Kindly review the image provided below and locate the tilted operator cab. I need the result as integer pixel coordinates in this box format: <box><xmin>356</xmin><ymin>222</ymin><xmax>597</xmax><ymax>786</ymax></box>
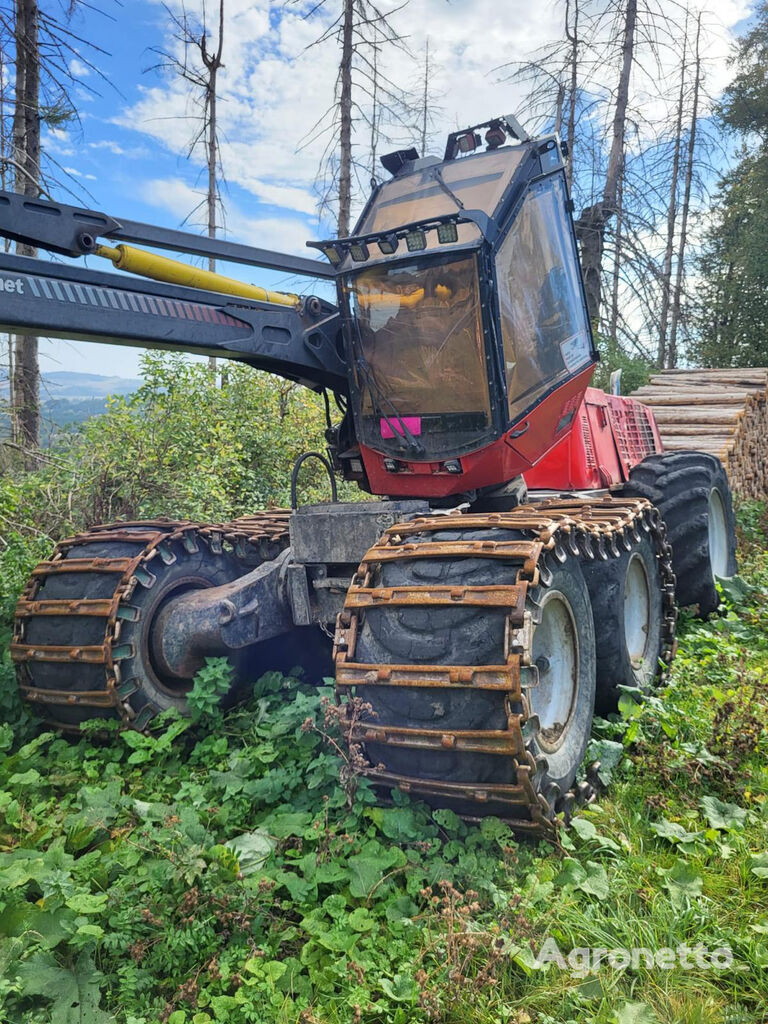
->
<box><xmin>311</xmin><ymin>117</ymin><xmax>596</xmax><ymax>497</ymax></box>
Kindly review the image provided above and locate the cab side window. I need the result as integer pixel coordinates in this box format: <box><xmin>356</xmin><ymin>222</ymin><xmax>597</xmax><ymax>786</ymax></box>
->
<box><xmin>495</xmin><ymin>175</ymin><xmax>592</xmax><ymax>423</ymax></box>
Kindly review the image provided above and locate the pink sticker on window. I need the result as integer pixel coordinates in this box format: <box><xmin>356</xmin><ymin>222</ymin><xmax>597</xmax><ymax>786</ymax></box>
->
<box><xmin>380</xmin><ymin>416</ymin><xmax>422</xmax><ymax>439</ymax></box>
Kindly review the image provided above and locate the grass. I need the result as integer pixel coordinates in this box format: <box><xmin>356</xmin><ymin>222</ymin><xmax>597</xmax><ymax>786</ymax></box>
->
<box><xmin>0</xmin><ymin>508</ymin><xmax>767</xmax><ymax>1024</ymax></box>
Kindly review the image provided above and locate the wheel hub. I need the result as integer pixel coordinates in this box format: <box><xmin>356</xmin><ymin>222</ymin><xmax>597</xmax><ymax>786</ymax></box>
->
<box><xmin>708</xmin><ymin>488</ymin><xmax>730</xmax><ymax>579</ymax></box>
<box><xmin>529</xmin><ymin>591</ymin><xmax>579</xmax><ymax>753</ymax></box>
<box><xmin>624</xmin><ymin>552</ymin><xmax>651</xmax><ymax>669</ymax></box>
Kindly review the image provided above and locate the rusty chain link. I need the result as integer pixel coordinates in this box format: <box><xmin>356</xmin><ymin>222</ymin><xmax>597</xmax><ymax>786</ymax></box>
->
<box><xmin>334</xmin><ymin>496</ymin><xmax>677</xmax><ymax>837</ymax></box>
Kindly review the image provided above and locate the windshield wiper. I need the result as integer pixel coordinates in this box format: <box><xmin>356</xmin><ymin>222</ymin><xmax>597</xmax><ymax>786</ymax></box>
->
<box><xmin>354</xmin><ymin>354</ymin><xmax>425</xmax><ymax>458</ymax></box>
<box><xmin>433</xmin><ymin>166</ymin><xmax>465</xmax><ymax>212</ymax></box>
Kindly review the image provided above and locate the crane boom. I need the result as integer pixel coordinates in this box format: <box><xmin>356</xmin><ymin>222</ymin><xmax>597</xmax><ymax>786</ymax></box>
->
<box><xmin>0</xmin><ymin>189</ymin><xmax>347</xmax><ymax>393</ymax></box>
<box><xmin>0</xmin><ymin>250</ymin><xmax>346</xmax><ymax>392</ymax></box>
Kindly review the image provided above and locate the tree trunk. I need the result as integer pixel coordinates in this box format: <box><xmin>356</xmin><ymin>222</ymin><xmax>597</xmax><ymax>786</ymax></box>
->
<box><xmin>657</xmin><ymin>21</ymin><xmax>687</xmax><ymax>368</ymax></box>
<box><xmin>337</xmin><ymin>0</ymin><xmax>354</xmax><ymax>237</ymax></box>
<box><xmin>420</xmin><ymin>37</ymin><xmax>429</xmax><ymax>154</ymax></box>
<box><xmin>574</xmin><ymin>0</ymin><xmax>636</xmax><ymax>324</ymax></box>
<box><xmin>369</xmin><ymin>25</ymin><xmax>379</xmax><ymax>180</ymax></box>
<box><xmin>12</xmin><ymin>0</ymin><xmax>40</xmax><ymax>451</ymax></box>
<box><xmin>668</xmin><ymin>14</ymin><xmax>701</xmax><ymax>369</ymax></box>
<box><xmin>207</xmin><ymin>64</ymin><xmax>218</xmax><ymax>374</ymax></box>
<box><xmin>565</xmin><ymin>0</ymin><xmax>579</xmax><ymax>191</ymax></box>
<box><xmin>609</xmin><ymin>153</ymin><xmax>623</xmax><ymax>343</ymax></box>
<box><xmin>1</xmin><ymin>38</ymin><xmax>12</xmax><ymax>429</ymax></box>
<box><xmin>205</xmin><ymin>0</ymin><xmax>224</xmax><ymax>375</ymax></box>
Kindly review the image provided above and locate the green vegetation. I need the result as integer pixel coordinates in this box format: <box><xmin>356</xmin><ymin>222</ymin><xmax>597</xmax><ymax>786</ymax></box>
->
<box><xmin>1</xmin><ymin>359</ymin><xmax>767</xmax><ymax>1023</ymax></box>
<box><xmin>0</xmin><ymin>479</ymin><xmax>767</xmax><ymax>1021</ymax></box>
<box><xmin>695</xmin><ymin>2</ymin><xmax>768</xmax><ymax>366</ymax></box>
<box><xmin>0</xmin><ymin>353</ymin><xmax>342</xmax><ymax>541</ymax></box>
<box><xmin>591</xmin><ymin>335</ymin><xmax>651</xmax><ymax>396</ymax></box>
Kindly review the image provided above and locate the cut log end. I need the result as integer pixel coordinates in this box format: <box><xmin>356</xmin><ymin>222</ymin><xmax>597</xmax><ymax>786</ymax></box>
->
<box><xmin>629</xmin><ymin>367</ymin><xmax>768</xmax><ymax>499</ymax></box>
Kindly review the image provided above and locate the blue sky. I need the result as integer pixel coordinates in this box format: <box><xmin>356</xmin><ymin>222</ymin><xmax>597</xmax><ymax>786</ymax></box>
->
<box><xmin>30</xmin><ymin>0</ymin><xmax>752</xmax><ymax>379</ymax></box>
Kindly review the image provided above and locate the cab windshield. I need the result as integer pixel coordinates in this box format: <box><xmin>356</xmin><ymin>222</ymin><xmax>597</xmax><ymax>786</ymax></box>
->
<box><xmin>345</xmin><ymin>254</ymin><xmax>493</xmax><ymax>459</ymax></box>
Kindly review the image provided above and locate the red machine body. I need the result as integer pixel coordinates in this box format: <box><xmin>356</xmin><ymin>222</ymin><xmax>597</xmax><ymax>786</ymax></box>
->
<box><xmin>358</xmin><ymin>371</ymin><xmax>663</xmax><ymax>500</ymax></box>
<box><xmin>525</xmin><ymin>386</ymin><xmax>663</xmax><ymax>491</ymax></box>
<box><xmin>358</xmin><ymin>365</ymin><xmax>596</xmax><ymax>498</ymax></box>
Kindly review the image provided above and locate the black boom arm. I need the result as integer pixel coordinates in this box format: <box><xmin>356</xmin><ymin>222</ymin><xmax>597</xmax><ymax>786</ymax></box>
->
<box><xmin>0</xmin><ymin>190</ymin><xmax>346</xmax><ymax>394</ymax></box>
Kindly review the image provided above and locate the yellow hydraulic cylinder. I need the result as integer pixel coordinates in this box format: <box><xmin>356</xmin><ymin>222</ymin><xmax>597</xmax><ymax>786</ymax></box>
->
<box><xmin>94</xmin><ymin>243</ymin><xmax>300</xmax><ymax>308</ymax></box>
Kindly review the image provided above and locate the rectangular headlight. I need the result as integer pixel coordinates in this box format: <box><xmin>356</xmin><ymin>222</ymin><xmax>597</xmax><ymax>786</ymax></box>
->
<box><xmin>349</xmin><ymin>242</ymin><xmax>369</xmax><ymax>262</ymax></box>
<box><xmin>321</xmin><ymin>243</ymin><xmax>345</xmax><ymax>265</ymax></box>
<box><xmin>437</xmin><ymin>222</ymin><xmax>458</xmax><ymax>244</ymax></box>
<box><xmin>405</xmin><ymin>229</ymin><xmax>426</xmax><ymax>252</ymax></box>
<box><xmin>378</xmin><ymin>234</ymin><xmax>399</xmax><ymax>255</ymax></box>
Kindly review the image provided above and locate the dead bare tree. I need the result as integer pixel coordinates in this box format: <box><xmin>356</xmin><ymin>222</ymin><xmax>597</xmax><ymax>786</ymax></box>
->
<box><xmin>565</xmin><ymin>0</ymin><xmax>580</xmax><ymax>190</ymax></box>
<box><xmin>574</xmin><ymin>0</ymin><xmax>637</xmax><ymax>325</ymax></box>
<box><xmin>301</xmin><ymin>0</ymin><xmax>411</xmax><ymax>236</ymax></box>
<box><xmin>0</xmin><ymin>1</ymin><xmax>113</xmax><ymax>454</ymax></box>
<box><xmin>608</xmin><ymin>150</ymin><xmax>624</xmax><ymax>343</ymax></box>
<box><xmin>0</xmin><ymin>20</ymin><xmax>12</xmax><ymax>437</ymax></box>
<box><xmin>667</xmin><ymin>12</ymin><xmax>702</xmax><ymax>368</ymax></box>
<box><xmin>657</xmin><ymin>14</ymin><xmax>688</xmax><ymax>368</ymax></box>
<box><xmin>338</xmin><ymin>0</ymin><xmax>353</xmax><ymax>235</ymax></box>
<box><xmin>150</xmin><ymin>0</ymin><xmax>226</xmax><ymax>373</ymax></box>
<box><xmin>413</xmin><ymin>36</ymin><xmax>445</xmax><ymax>158</ymax></box>
<box><xmin>11</xmin><ymin>0</ymin><xmax>41</xmax><ymax>453</ymax></box>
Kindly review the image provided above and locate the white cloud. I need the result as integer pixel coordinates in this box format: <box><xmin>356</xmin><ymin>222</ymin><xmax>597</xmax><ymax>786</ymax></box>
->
<box><xmin>109</xmin><ymin>0</ymin><xmax>748</xmax><ymax>288</ymax></box>
<box><xmin>139</xmin><ymin>176</ymin><xmax>315</xmax><ymax>256</ymax></box>
<box><xmin>89</xmin><ymin>140</ymin><xmax>127</xmax><ymax>156</ymax></box>
<box><xmin>140</xmin><ymin>177</ymin><xmax>206</xmax><ymax>222</ymax></box>
<box><xmin>70</xmin><ymin>57</ymin><xmax>91</xmax><ymax>79</ymax></box>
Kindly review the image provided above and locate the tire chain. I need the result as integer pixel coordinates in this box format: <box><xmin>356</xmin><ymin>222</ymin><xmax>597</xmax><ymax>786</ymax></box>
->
<box><xmin>12</xmin><ymin>512</ymin><xmax>291</xmax><ymax>727</ymax></box>
<box><xmin>334</xmin><ymin>496</ymin><xmax>677</xmax><ymax>837</ymax></box>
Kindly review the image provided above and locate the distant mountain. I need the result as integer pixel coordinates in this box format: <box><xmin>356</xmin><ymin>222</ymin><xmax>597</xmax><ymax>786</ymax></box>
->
<box><xmin>1</xmin><ymin>371</ymin><xmax>141</xmax><ymax>445</ymax></box>
<box><xmin>0</xmin><ymin>371</ymin><xmax>141</xmax><ymax>401</ymax></box>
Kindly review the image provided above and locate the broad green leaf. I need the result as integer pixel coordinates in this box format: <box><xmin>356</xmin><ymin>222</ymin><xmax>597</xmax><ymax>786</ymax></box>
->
<box><xmin>210</xmin><ymin>995</ymin><xmax>239</xmax><ymax>1020</ymax></box>
<box><xmin>66</xmin><ymin>892</ymin><xmax>108</xmax><ymax>915</ymax></box>
<box><xmin>587</xmin><ymin>739</ymin><xmax>624</xmax><ymax>785</ymax></box>
<box><xmin>273</xmin><ymin>869</ymin><xmax>315</xmax><ymax>901</ymax></box>
<box><xmin>322</xmin><ymin>894</ymin><xmax>348</xmax><ymax>919</ymax></box>
<box><xmin>650</xmin><ymin>819</ymin><xmax>703</xmax><ymax>848</ymax></box>
<box><xmin>750</xmin><ymin>852</ymin><xmax>768</xmax><ymax>879</ymax></box>
<box><xmin>348</xmin><ymin>906</ymin><xmax>375</xmax><ymax>932</ymax></box>
<box><xmin>8</xmin><ymin>768</ymin><xmax>42</xmax><ymax>786</ymax></box>
<box><xmin>555</xmin><ymin>858</ymin><xmax>608</xmax><ymax>899</ymax></box>
<box><xmin>263</xmin><ymin>811</ymin><xmax>314</xmax><ymax>838</ymax></box>
<box><xmin>580</xmin><ymin>861</ymin><xmax>609</xmax><ymax>899</ymax></box>
<box><xmin>222</xmin><ymin>829</ymin><xmax>275</xmax><ymax>875</ymax></box>
<box><xmin>347</xmin><ymin>855</ymin><xmax>387</xmax><ymax>899</ymax></box>
<box><xmin>366</xmin><ymin>806</ymin><xmax>421</xmax><ymax>842</ymax></box>
<box><xmin>263</xmin><ymin>960</ymin><xmax>287</xmax><ymax>982</ymax></box>
<box><xmin>662</xmin><ymin>862</ymin><xmax>703</xmax><ymax>905</ymax></box>
<box><xmin>700</xmin><ymin>795</ymin><xmax>747</xmax><ymax>831</ymax></box>
<box><xmin>480</xmin><ymin>817</ymin><xmax>513</xmax><ymax>843</ymax></box>
<box><xmin>379</xmin><ymin>973</ymin><xmax>417</xmax><ymax>1003</ymax></box>
<box><xmin>431</xmin><ymin>808</ymin><xmax>465</xmax><ymax>834</ymax></box>
<box><xmin>615</xmin><ymin>1002</ymin><xmax>658</xmax><ymax>1024</ymax></box>
<box><xmin>16</xmin><ymin>950</ymin><xmax>112</xmax><ymax>1024</ymax></box>
<box><xmin>570</xmin><ymin>817</ymin><xmax>598</xmax><ymax>842</ymax></box>
<box><xmin>347</xmin><ymin>841</ymin><xmax>406</xmax><ymax>899</ymax></box>
<box><xmin>315</xmin><ymin>861</ymin><xmax>348</xmax><ymax>884</ymax></box>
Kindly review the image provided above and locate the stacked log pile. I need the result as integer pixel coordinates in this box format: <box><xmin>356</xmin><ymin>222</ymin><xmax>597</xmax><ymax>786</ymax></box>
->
<box><xmin>628</xmin><ymin>368</ymin><xmax>768</xmax><ymax>498</ymax></box>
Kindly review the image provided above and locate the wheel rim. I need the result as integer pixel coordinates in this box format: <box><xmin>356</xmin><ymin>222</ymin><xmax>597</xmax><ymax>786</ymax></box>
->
<box><xmin>708</xmin><ymin>488</ymin><xmax>730</xmax><ymax>579</ymax></box>
<box><xmin>624</xmin><ymin>553</ymin><xmax>651</xmax><ymax>670</ymax></box>
<box><xmin>529</xmin><ymin>591</ymin><xmax>579</xmax><ymax>753</ymax></box>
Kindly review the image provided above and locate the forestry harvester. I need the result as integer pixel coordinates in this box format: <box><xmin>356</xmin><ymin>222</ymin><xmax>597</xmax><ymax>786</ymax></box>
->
<box><xmin>1</xmin><ymin>116</ymin><xmax>737</xmax><ymax>835</ymax></box>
